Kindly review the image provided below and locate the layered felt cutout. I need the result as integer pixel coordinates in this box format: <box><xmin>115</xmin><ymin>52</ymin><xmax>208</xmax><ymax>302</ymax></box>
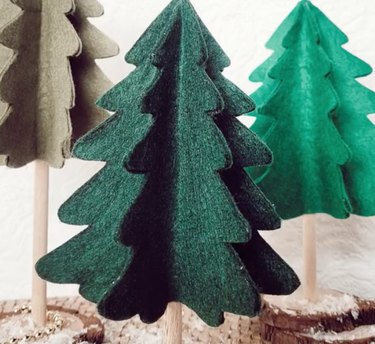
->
<box><xmin>0</xmin><ymin>0</ymin><xmax>20</xmax><ymax>165</ymax></box>
<box><xmin>0</xmin><ymin>0</ymin><xmax>20</xmax><ymax>124</ymax></box>
<box><xmin>0</xmin><ymin>0</ymin><xmax>118</xmax><ymax>168</ymax></box>
<box><xmin>37</xmin><ymin>0</ymin><xmax>299</xmax><ymax>327</ymax></box>
<box><xmin>247</xmin><ymin>0</ymin><xmax>375</xmax><ymax>219</ymax></box>
<box><xmin>69</xmin><ymin>0</ymin><xmax>119</xmax><ymax>141</ymax></box>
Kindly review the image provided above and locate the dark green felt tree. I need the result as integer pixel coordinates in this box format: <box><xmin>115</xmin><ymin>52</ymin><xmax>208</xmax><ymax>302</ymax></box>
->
<box><xmin>37</xmin><ymin>0</ymin><xmax>299</xmax><ymax>326</ymax></box>
<box><xmin>248</xmin><ymin>0</ymin><xmax>375</xmax><ymax>219</ymax></box>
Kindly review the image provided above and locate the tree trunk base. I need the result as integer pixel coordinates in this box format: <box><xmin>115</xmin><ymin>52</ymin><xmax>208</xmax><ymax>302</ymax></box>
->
<box><xmin>260</xmin><ymin>288</ymin><xmax>375</xmax><ymax>344</ymax></box>
<box><xmin>0</xmin><ymin>305</ymin><xmax>104</xmax><ymax>343</ymax></box>
<box><xmin>261</xmin><ymin>324</ymin><xmax>375</xmax><ymax>344</ymax></box>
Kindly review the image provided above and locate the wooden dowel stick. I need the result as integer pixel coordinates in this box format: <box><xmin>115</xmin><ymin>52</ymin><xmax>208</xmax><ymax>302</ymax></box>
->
<box><xmin>303</xmin><ymin>214</ymin><xmax>317</xmax><ymax>302</ymax></box>
<box><xmin>164</xmin><ymin>302</ymin><xmax>182</xmax><ymax>344</ymax></box>
<box><xmin>32</xmin><ymin>160</ymin><xmax>49</xmax><ymax>326</ymax></box>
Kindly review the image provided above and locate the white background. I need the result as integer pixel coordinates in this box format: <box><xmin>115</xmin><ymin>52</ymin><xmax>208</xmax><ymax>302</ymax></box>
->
<box><xmin>0</xmin><ymin>0</ymin><xmax>375</xmax><ymax>300</ymax></box>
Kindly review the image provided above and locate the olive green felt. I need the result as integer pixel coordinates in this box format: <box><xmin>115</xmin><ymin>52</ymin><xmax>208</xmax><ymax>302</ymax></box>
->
<box><xmin>37</xmin><ymin>0</ymin><xmax>299</xmax><ymax>327</ymax></box>
<box><xmin>0</xmin><ymin>0</ymin><xmax>19</xmax><ymax>125</ymax></box>
<box><xmin>69</xmin><ymin>0</ymin><xmax>119</xmax><ymax>142</ymax></box>
<box><xmin>247</xmin><ymin>0</ymin><xmax>375</xmax><ymax>219</ymax></box>
<box><xmin>0</xmin><ymin>0</ymin><xmax>116</xmax><ymax>168</ymax></box>
<box><xmin>0</xmin><ymin>0</ymin><xmax>19</xmax><ymax>165</ymax></box>
<box><xmin>0</xmin><ymin>0</ymin><xmax>80</xmax><ymax>167</ymax></box>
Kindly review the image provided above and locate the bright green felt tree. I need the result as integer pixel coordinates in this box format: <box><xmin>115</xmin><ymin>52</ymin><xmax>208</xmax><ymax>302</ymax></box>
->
<box><xmin>37</xmin><ymin>0</ymin><xmax>299</xmax><ymax>326</ymax></box>
<box><xmin>310</xmin><ymin>5</ymin><xmax>375</xmax><ymax>216</ymax></box>
<box><xmin>249</xmin><ymin>3</ymin><xmax>299</xmax><ymax>137</ymax></box>
<box><xmin>248</xmin><ymin>0</ymin><xmax>375</xmax><ymax>219</ymax></box>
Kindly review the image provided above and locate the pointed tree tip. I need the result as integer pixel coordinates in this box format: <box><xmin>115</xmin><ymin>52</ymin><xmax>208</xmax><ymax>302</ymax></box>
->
<box><xmin>175</xmin><ymin>0</ymin><xmax>192</xmax><ymax>4</ymax></box>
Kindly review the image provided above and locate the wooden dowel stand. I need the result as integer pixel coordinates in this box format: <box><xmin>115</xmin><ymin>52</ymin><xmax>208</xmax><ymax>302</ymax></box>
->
<box><xmin>164</xmin><ymin>302</ymin><xmax>182</xmax><ymax>344</ymax></box>
<box><xmin>32</xmin><ymin>160</ymin><xmax>49</xmax><ymax>327</ymax></box>
<box><xmin>303</xmin><ymin>214</ymin><xmax>317</xmax><ymax>302</ymax></box>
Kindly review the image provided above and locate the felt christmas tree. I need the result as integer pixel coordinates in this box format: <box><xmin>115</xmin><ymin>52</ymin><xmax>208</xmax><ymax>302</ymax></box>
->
<box><xmin>0</xmin><ymin>0</ymin><xmax>19</xmax><ymax>165</ymax></box>
<box><xmin>248</xmin><ymin>0</ymin><xmax>375</xmax><ymax>219</ymax></box>
<box><xmin>247</xmin><ymin>1</ymin><xmax>375</xmax><ymax>342</ymax></box>
<box><xmin>69</xmin><ymin>0</ymin><xmax>117</xmax><ymax>141</ymax></box>
<box><xmin>249</xmin><ymin>4</ymin><xmax>300</xmax><ymax>138</ymax></box>
<box><xmin>0</xmin><ymin>0</ymin><xmax>118</xmax><ymax>168</ymax></box>
<box><xmin>37</xmin><ymin>0</ymin><xmax>299</xmax><ymax>329</ymax></box>
<box><xmin>0</xmin><ymin>0</ymin><xmax>19</xmax><ymax>123</ymax></box>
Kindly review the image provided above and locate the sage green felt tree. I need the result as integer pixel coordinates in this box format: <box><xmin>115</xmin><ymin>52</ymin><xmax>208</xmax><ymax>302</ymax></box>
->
<box><xmin>69</xmin><ymin>0</ymin><xmax>118</xmax><ymax>141</ymax></box>
<box><xmin>37</xmin><ymin>0</ymin><xmax>299</xmax><ymax>326</ymax></box>
<box><xmin>248</xmin><ymin>0</ymin><xmax>375</xmax><ymax>219</ymax></box>
<box><xmin>0</xmin><ymin>0</ymin><xmax>19</xmax><ymax>123</ymax></box>
<box><xmin>0</xmin><ymin>0</ymin><xmax>19</xmax><ymax>165</ymax></box>
<box><xmin>0</xmin><ymin>0</ymin><xmax>117</xmax><ymax>167</ymax></box>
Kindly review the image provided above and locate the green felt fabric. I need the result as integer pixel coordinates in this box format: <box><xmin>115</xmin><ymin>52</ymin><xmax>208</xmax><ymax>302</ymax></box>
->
<box><xmin>0</xmin><ymin>0</ymin><xmax>116</xmax><ymax>168</ymax></box>
<box><xmin>195</xmin><ymin>14</ymin><xmax>299</xmax><ymax>295</ymax></box>
<box><xmin>68</xmin><ymin>0</ymin><xmax>119</xmax><ymax>143</ymax></box>
<box><xmin>247</xmin><ymin>0</ymin><xmax>375</xmax><ymax>219</ymax></box>
<box><xmin>309</xmin><ymin>4</ymin><xmax>375</xmax><ymax>216</ymax></box>
<box><xmin>36</xmin><ymin>61</ymin><xmax>155</xmax><ymax>302</ymax></box>
<box><xmin>37</xmin><ymin>0</ymin><xmax>299</xmax><ymax>327</ymax></box>
<box><xmin>249</xmin><ymin>3</ymin><xmax>299</xmax><ymax>137</ymax></box>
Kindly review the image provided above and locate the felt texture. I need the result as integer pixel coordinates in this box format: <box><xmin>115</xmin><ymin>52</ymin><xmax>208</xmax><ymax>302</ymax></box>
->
<box><xmin>37</xmin><ymin>0</ymin><xmax>299</xmax><ymax>327</ymax></box>
<box><xmin>247</xmin><ymin>0</ymin><xmax>375</xmax><ymax>219</ymax></box>
<box><xmin>194</xmin><ymin>13</ymin><xmax>300</xmax><ymax>295</ymax></box>
<box><xmin>69</xmin><ymin>0</ymin><xmax>119</xmax><ymax>142</ymax></box>
<box><xmin>0</xmin><ymin>0</ymin><xmax>117</xmax><ymax>168</ymax></box>
<box><xmin>37</xmin><ymin>62</ymin><xmax>156</xmax><ymax>303</ymax></box>
<box><xmin>0</xmin><ymin>0</ymin><xmax>20</xmax><ymax>165</ymax></box>
<box><xmin>249</xmin><ymin>4</ymin><xmax>299</xmax><ymax>137</ymax></box>
<box><xmin>309</xmin><ymin>5</ymin><xmax>375</xmax><ymax>216</ymax></box>
<box><xmin>0</xmin><ymin>0</ymin><xmax>20</xmax><ymax>125</ymax></box>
